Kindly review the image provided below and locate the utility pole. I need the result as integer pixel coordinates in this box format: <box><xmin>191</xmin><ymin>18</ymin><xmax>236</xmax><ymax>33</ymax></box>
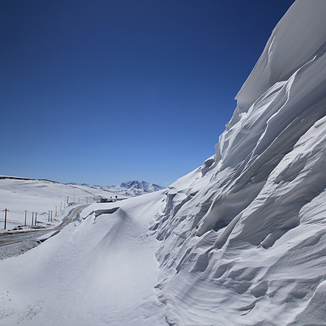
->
<box><xmin>31</xmin><ymin>212</ymin><xmax>34</xmax><ymax>226</ymax></box>
<box><xmin>3</xmin><ymin>208</ymin><xmax>9</xmax><ymax>229</ymax></box>
<box><xmin>24</xmin><ymin>210</ymin><xmax>27</xmax><ymax>226</ymax></box>
<box><xmin>35</xmin><ymin>212</ymin><xmax>37</xmax><ymax>226</ymax></box>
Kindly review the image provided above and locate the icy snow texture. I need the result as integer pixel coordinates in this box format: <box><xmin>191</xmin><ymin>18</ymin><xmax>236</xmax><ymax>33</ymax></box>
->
<box><xmin>151</xmin><ymin>1</ymin><xmax>326</xmax><ymax>324</ymax></box>
<box><xmin>1</xmin><ymin>1</ymin><xmax>326</xmax><ymax>325</ymax></box>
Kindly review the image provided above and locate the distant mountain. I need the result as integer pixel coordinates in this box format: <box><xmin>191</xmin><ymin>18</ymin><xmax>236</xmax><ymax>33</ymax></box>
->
<box><xmin>67</xmin><ymin>180</ymin><xmax>166</xmax><ymax>197</ymax></box>
<box><xmin>106</xmin><ymin>180</ymin><xmax>166</xmax><ymax>197</ymax></box>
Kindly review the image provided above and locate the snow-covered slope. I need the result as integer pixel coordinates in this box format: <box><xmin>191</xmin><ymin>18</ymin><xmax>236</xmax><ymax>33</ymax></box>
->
<box><xmin>107</xmin><ymin>180</ymin><xmax>166</xmax><ymax>197</ymax></box>
<box><xmin>151</xmin><ymin>1</ymin><xmax>326</xmax><ymax>324</ymax></box>
<box><xmin>0</xmin><ymin>194</ymin><xmax>167</xmax><ymax>325</ymax></box>
<box><xmin>1</xmin><ymin>1</ymin><xmax>326</xmax><ymax>325</ymax></box>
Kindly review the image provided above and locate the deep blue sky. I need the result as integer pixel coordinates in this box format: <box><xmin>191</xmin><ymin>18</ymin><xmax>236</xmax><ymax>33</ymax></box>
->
<box><xmin>1</xmin><ymin>0</ymin><xmax>295</xmax><ymax>186</ymax></box>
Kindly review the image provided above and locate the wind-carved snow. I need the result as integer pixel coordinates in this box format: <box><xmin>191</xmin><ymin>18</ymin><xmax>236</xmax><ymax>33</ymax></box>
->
<box><xmin>151</xmin><ymin>1</ymin><xmax>326</xmax><ymax>324</ymax></box>
<box><xmin>0</xmin><ymin>194</ymin><xmax>167</xmax><ymax>325</ymax></box>
<box><xmin>1</xmin><ymin>1</ymin><xmax>326</xmax><ymax>325</ymax></box>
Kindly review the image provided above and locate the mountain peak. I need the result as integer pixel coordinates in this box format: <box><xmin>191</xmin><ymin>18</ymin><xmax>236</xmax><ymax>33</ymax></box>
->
<box><xmin>107</xmin><ymin>180</ymin><xmax>165</xmax><ymax>197</ymax></box>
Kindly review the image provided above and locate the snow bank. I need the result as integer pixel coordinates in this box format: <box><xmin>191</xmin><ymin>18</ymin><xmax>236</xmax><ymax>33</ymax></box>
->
<box><xmin>0</xmin><ymin>192</ymin><xmax>167</xmax><ymax>325</ymax></box>
<box><xmin>150</xmin><ymin>1</ymin><xmax>326</xmax><ymax>324</ymax></box>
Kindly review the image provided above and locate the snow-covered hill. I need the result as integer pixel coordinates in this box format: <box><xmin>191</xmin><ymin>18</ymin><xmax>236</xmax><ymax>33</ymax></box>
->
<box><xmin>107</xmin><ymin>180</ymin><xmax>166</xmax><ymax>197</ymax></box>
<box><xmin>0</xmin><ymin>176</ymin><xmax>127</xmax><ymax>230</ymax></box>
<box><xmin>1</xmin><ymin>1</ymin><xmax>326</xmax><ymax>325</ymax></box>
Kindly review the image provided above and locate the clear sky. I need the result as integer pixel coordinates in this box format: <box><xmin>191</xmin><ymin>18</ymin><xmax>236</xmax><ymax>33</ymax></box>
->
<box><xmin>1</xmin><ymin>0</ymin><xmax>295</xmax><ymax>187</ymax></box>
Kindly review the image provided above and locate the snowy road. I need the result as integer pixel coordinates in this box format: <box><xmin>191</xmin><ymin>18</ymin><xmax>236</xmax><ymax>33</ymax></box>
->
<box><xmin>0</xmin><ymin>204</ymin><xmax>89</xmax><ymax>253</ymax></box>
<box><xmin>57</xmin><ymin>204</ymin><xmax>89</xmax><ymax>228</ymax></box>
<box><xmin>0</xmin><ymin>229</ymin><xmax>53</xmax><ymax>247</ymax></box>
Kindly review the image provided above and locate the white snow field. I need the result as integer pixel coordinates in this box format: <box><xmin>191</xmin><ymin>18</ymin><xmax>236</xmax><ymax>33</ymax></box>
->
<box><xmin>2</xmin><ymin>1</ymin><xmax>326</xmax><ymax>325</ymax></box>
<box><xmin>0</xmin><ymin>176</ymin><xmax>128</xmax><ymax>231</ymax></box>
<box><xmin>0</xmin><ymin>193</ymin><xmax>167</xmax><ymax>325</ymax></box>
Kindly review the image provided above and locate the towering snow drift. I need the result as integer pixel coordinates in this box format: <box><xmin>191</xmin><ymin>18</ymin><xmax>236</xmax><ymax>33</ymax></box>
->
<box><xmin>233</xmin><ymin>0</ymin><xmax>326</xmax><ymax>116</ymax></box>
<box><xmin>1</xmin><ymin>1</ymin><xmax>326</xmax><ymax>325</ymax></box>
<box><xmin>151</xmin><ymin>1</ymin><xmax>326</xmax><ymax>324</ymax></box>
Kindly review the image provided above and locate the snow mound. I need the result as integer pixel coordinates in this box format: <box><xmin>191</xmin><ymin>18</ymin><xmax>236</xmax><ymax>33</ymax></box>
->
<box><xmin>0</xmin><ymin>193</ymin><xmax>167</xmax><ymax>325</ymax></box>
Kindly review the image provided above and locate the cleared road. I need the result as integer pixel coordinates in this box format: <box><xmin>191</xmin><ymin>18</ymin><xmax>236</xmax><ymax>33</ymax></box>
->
<box><xmin>0</xmin><ymin>204</ymin><xmax>89</xmax><ymax>248</ymax></box>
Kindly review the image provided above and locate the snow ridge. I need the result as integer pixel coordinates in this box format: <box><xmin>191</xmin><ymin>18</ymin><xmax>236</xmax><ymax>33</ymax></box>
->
<box><xmin>150</xmin><ymin>1</ymin><xmax>326</xmax><ymax>324</ymax></box>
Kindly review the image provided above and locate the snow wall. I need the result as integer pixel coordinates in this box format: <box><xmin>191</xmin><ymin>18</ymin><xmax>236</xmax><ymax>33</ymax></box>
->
<box><xmin>151</xmin><ymin>1</ymin><xmax>326</xmax><ymax>324</ymax></box>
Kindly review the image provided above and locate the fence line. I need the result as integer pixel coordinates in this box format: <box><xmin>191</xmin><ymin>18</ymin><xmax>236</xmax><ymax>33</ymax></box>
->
<box><xmin>1</xmin><ymin>195</ymin><xmax>109</xmax><ymax>229</ymax></box>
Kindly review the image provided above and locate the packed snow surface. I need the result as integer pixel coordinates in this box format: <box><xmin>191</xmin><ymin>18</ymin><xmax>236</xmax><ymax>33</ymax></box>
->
<box><xmin>2</xmin><ymin>1</ymin><xmax>326</xmax><ymax>325</ymax></box>
<box><xmin>0</xmin><ymin>194</ymin><xmax>167</xmax><ymax>325</ymax></box>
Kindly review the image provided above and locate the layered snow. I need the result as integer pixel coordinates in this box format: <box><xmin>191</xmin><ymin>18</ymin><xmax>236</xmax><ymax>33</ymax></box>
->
<box><xmin>233</xmin><ymin>0</ymin><xmax>326</xmax><ymax>115</ymax></box>
<box><xmin>1</xmin><ymin>1</ymin><xmax>326</xmax><ymax>325</ymax></box>
<box><xmin>150</xmin><ymin>1</ymin><xmax>326</xmax><ymax>324</ymax></box>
